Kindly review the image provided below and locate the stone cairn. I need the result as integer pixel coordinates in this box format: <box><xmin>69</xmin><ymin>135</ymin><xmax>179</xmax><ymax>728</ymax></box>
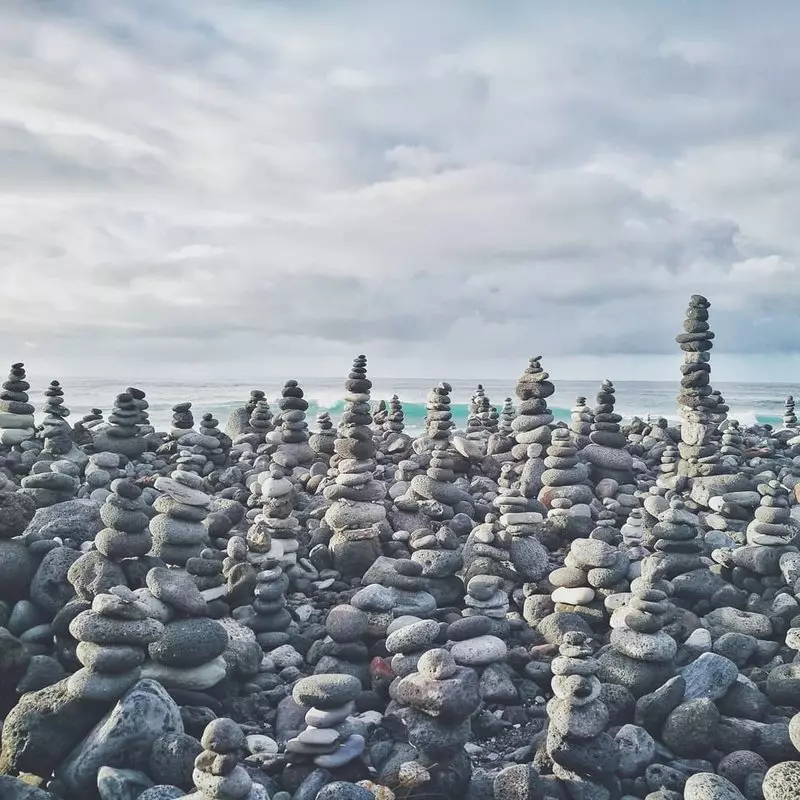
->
<box><xmin>199</xmin><ymin>413</ymin><xmax>228</xmax><ymax>469</ymax></box>
<box><xmin>95</xmin><ymin>479</ymin><xmax>152</xmax><ymax>570</ymax></box>
<box><xmin>170</xmin><ymin>401</ymin><xmax>195</xmax><ymax>441</ymax></box>
<box><xmin>287</xmin><ymin>674</ymin><xmax>366</xmax><ymax>771</ymax></box>
<box><xmin>314</xmin><ymin>602</ymin><xmax>371</xmax><ymax>684</ymax></box>
<box><xmin>408</xmin><ymin>524</ymin><xmax>464</xmax><ymax>608</ymax></box>
<box><xmin>40</xmin><ymin>380</ymin><xmax>72</xmax><ymax>457</ymax></box>
<box><xmin>150</xmin><ymin>469</ymin><xmax>212</xmax><ymax>566</ymax></box>
<box><xmin>785</xmin><ymin>396</ymin><xmax>798</xmax><ymax>429</ymax></box>
<box><xmin>68</xmin><ymin>585</ymin><xmax>163</xmax><ymax>701</ymax></box>
<box><xmin>0</xmin><ymin>362</ymin><xmax>36</xmax><ymax>446</ymax></box>
<box><xmin>326</xmin><ymin>356</ymin><xmax>387</xmax><ymax>576</ymax></box>
<box><xmin>466</xmin><ymin>385</ymin><xmax>493</xmax><ymax>440</ymax></box>
<box><xmin>272</xmin><ymin>380</ymin><xmax>313</xmax><ymax>465</ymax></box>
<box><xmin>499</xmin><ymin>397</ymin><xmax>515</xmax><ymax>438</ymax></box>
<box><xmin>249</xmin><ymin>399</ymin><xmax>275</xmax><ymax>444</ymax></box>
<box><xmin>387</xmin><ymin>617</ymin><xmax>441</xmax><ymax>691</ymax></box>
<box><xmin>737</xmin><ymin>481</ymin><xmax>795</xmax><ymax>582</ymax></box>
<box><xmin>373</xmin><ymin>399</ymin><xmax>388</xmax><ymax>428</ymax></box>
<box><xmin>79</xmin><ymin>452</ymin><xmax>124</xmax><ymax>500</ymax></box>
<box><xmin>192</xmin><ymin>717</ymin><xmax>268</xmax><ymax>800</ymax></box>
<box><xmin>539</xmin><ymin>426</ymin><xmax>592</xmax><ymax>509</ymax></box>
<box><xmin>384</xmin><ymin>394</ymin><xmax>406</xmax><ymax>439</ymax></box>
<box><xmin>511</xmin><ymin>356</ymin><xmax>554</xmax><ymax>463</ymax></box>
<box><xmin>187</xmin><ymin>548</ymin><xmax>226</xmax><ymax>596</ymax></box>
<box><xmin>93</xmin><ymin>391</ymin><xmax>147</xmax><ymax>459</ymax></box>
<box><xmin>583</xmin><ymin>379</ymin><xmax>634</xmax><ymax>484</ymax></box>
<box><xmin>127</xmin><ymin>387</ymin><xmax>151</xmax><ymax>432</ymax></box>
<box><xmin>393</xmin><ymin>646</ymin><xmax>480</xmax><ymax>795</ymax></box>
<box><xmin>492</xmin><ymin>485</ymin><xmax>549</xmax><ymax>583</ymax></box>
<box><xmin>547</xmin><ymin>631</ymin><xmax>618</xmax><ymax>799</ymax></box>
<box><xmin>656</xmin><ymin>443</ymin><xmax>680</xmax><ymax>490</ymax></box>
<box><xmin>249</xmin><ymin>463</ymin><xmax>301</xmax><ymax>574</ymax></box>
<box><xmin>676</xmin><ymin>294</ymin><xmax>723</xmax><ymax>477</ymax></box>
<box><xmin>570</xmin><ymin>395</ymin><xmax>593</xmax><ymax>449</ymax></box>
<box><xmin>226</xmin><ymin>389</ymin><xmax>266</xmax><ymax>440</ymax></box>
<box><xmin>73</xmin><ymin>407</ymin><xmax>104</xmax><ymax>448</ymax></box>
<box><xmin>719</xmin><ymin>419</ymin><xmax>745</xmax><ymax>467</ymax></box>
<box><xmin>309</xmin><ymin>411</ymin><xmax>336</xmax><ymax>462</ymax></box>
<box><xmin>241</xmin><ymin>562</ymin><xmax>291</xmax><ymax>650</ymax></box>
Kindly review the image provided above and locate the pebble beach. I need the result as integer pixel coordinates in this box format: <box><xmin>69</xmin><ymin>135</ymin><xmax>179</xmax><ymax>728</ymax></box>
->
<box><xmin>2</xmin><ymin>294</ymin><xmax>800</xmax><ymax>800</ymax></box>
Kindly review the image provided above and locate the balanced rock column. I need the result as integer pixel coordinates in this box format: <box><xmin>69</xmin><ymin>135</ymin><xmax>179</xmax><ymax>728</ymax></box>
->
<box><xmin>0</xmin><ymin>363</ymin><xmax>35</xmax><ymax>446</ymax></box>
<box><xmin>326</xmin><ymin>356</ymin><xmax>387</xmax><ymax>577</ymax></box>
<box><xmin>676</xmin><ymin>294</ymin><xmax>724</xmax><ymax>477</ymax></box>
<box><xmin>273</xmin><ymin>380</ymin><xmax>313</xmax><ymax>465</ymax></box>
<box><xmin>150</xmin><ymin>470</ymin><xmax>212</xmax><ymax>565</ymax></box>
<box><xmin>40</xmin><ymin>380</ymin><xmax>73</xmax><ymax>457</ymax></box>
<box><xmin>511</xmin><ymin>356</ymin><xmax>554</xmax><ymax>462</ymax></box>
<box><xmin>583</xmin><ymin>379</ymin><xmax>634</xmax><ymax>484</ymax></box>
<box><xmin>93</xmin><ymin>392</ymin><xmax>147</xmax><ymax>460</ymax></box>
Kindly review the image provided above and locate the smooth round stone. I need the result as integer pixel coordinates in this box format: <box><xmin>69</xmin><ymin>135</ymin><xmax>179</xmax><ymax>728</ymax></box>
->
<box><xmin>550</xmin><ymin>567</ymin><xmax>588</xmax><ymax>589</ymax></box>
<box><xmin>95</xmin><ymin>528</ymin><xmax>152</xmax><ymax>560</ymax></box>
<box><xmin>305</xmin><ymin>702</ymin><xmax>354</xmax><ymax>728</ymax></box>
<box><xmin>350</xmin><ymin>584</ymin><xmax>395</xmax><ymax>612</ymax></box>
<box><xmin>202</xmin><ymin>718</ymin><xmax>247</xmax><ymax>753</ymax></box>
<box><xmin>193</xmin><ymin>765</ymin><xmax>251</xmax><ymax>799</ymax></box>
<box><xmin>466</xmin><ymin>574</ymin><xmax>502</xmax><ymax>601</ymax></box>
<box><xmin>148</xmin><ymin>618</ymin><xmax>228</xmax><ymax>668</ymax></box>
<box><xmin>326</xmin><ymin>605</ymin><xmax>369</xmax><ymax>643</ymax></box>
<box><xmin>150</xmin><ymin>515</ymin><xmax>207</xmax><ymax>546</ymax></box>
<box><xmin>76</xmin><ymin>642</ymin><xmax>145</xmax><ymax>673</ymax></box>
<box><xmin>552</xmin><ymin>587</ymin><xmax>596</xmax><ymax>605</ymax></box>
<box><xmin>141</xmin><ymin>657</ymin><xmax>227</xmax><ymax>690</ymax></box>
<box><xmin>293</xmin><ymin>674</ymin><xmax>362</xmax><ymax>709</ymax></box>
<box><xmin>313</xmin><ymin>734</ymin><xmax>366</xmax><ymax>769</ymax></box>
<box><xmin>611</xmin><ymin>629</ymin><xmax>677</xmax><ymax>663</ymax></box>
<box><xmin>247</xmin><ymin>735</ymin><xmax>279</xmax><ymax>755</ymax></box>
<box><xmin>67</xmin><ymin>666</ymin><xmax>141</xmax><ymax>700</ymax></box>
<box><xmin>298</xmin><ymin>727</ymin><xmax>339</xmax><ymax>746</ymax></box>
<box><xmin>386</xmin><ymin>619</ymin><xmax>440</xmax><ymax>654</ymax></box>
<box><xmin>450</xmin><ymin>634</ymin><xmax>507</xmax><ymax>666</ymax></box>
<box><xmin>154</xmin><ymin>477</ymin><xmax>210</xmax><ymax>506</ymax></box>
<box><xmin>447</xmin><ymin>616</ymin><xmax>492</xmax><ymax>641</ymax></box>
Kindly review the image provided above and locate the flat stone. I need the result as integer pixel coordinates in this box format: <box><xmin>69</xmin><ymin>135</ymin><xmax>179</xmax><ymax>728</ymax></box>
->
<box><xmin>450</xmin><ymin>635</ymin><xmax>507</xmax><ymax>666</ymax></box>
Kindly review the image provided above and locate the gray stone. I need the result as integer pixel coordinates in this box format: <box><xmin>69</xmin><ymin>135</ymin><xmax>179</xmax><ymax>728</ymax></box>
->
<box><xmin>97</xmin><ymin>766</ymin><xmax>154</xmax><ymax>800</ymax></box>
<box><xmin>149</xmin><ymin>733</ymin><xmax>202</xmax><ymax>789</ymax></box>
<box><xmin>661</xmin><ymin>699</ymin><xmax>719</xmax><ymax>758</ymax></box>
<box><xmin>0</xmin><ymin>541</ymin><xmax>35</xmax><ymax>602</ymax></box>
<box><xmin>23</xmin><ymin>499</ymin><xmax>103</xmax><ymax>544</ymax></box>
<box><xmin>148</xmin><ymin>619</ymin><xmax>228</xmax><ymax>668</ymax></box>
<box><xmin>57</xmin><ymin>679</ymin><xmax>183</xmax><ymax>798</ymax></box>
<box><xmin>0</xmin><ymin>776</ymin><xmax>55</xmax><ymax>800</ymax></box>
<box><xmin>616</xmin><ymin>724</ymin><xmax>656</xmax><ymax>777</ymax></box>
<box><xmin>683</xmin><ymin>773</ymin><xmax>745</xmax><ymax>800</ymax></box>
<box><xmin>292</xmin><ymin>674</ymin><xmax>362</xmax><ymax>709</ymax></box>
<box><xmin>29</xmin><ymin>546</ymin><xmax>81</xmax><ymax>615</ymax></box>
<box><xmin>681</xmin><ymin>652</ymin><xmax>739</xmax><ymax>701</ymax></box>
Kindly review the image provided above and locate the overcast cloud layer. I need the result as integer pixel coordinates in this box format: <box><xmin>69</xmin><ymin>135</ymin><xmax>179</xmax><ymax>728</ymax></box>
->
<box><xmin>2</xmin><ymin>0</ymin><xmax>800</xmax><ymax>383</ymax></box>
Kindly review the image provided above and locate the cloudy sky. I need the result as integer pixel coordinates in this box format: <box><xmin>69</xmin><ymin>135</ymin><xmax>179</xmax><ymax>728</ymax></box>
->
<box><xmin>2</xmin><ymin>0</ymin><xmax>800</xmax><ymax>384</ymax></box>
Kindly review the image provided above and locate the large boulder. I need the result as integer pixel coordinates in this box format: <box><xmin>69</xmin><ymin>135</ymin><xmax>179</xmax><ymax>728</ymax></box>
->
<box><xmin>57</xmin><ymin>679</ymin><xmax>182</xmax><ymax>799</ymax></box>
<box><xmin>29</xmin><ymin>546</ymin><xmax>81</xmax><ymax>616</ymax></box>
<box><xmin>22</xmin><ymin>500</ymin><xmax>103</xmax><ymax>545</ymax></box>
<box><xmin>0</xmin><ymin>678</ymin><xmax>107</xmax><ymax>776</ymax></box>
<box><xmin>0</xmin><ymin>540</ymin><xmax>35</xmax><ymax>602</ymax></box>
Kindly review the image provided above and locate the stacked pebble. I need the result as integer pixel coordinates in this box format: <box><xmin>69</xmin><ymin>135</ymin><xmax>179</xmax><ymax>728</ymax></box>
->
<box><xmin>249</xmin><ymin>463</ymin><xmax>301</xmax><ymax>572</ymax></box>
<box><xmin>40</xmin><ymin>380</ymin><xmax>73</xmax><ymax>457</ymax></box>
<box><xmin>511</xmin><ymin>356</ymin><xmax>554</xmax><ymax>461</ymax></box>
<box><xmin>0</xmin><ymin>362</ymin><xmax>36</xmax><ymax>446</ymax></box>
<box><xmin>547</xmin><ymin>631</ymin><xmax>618</xmax><ymax>800</ymax></box>
<box><xmin>462</xmin><ymin>512</ymin><xmax>516</xmax><ymax>586</ymax></box>
<box><xmin>93</xmin><ymin>392</ymin><xmax>147</xmax><ymax>459</ymax></box>
<box><xmin>394</xmin><ymin>646</ymin><xmax>480</xmax><ymax>794</ymax></box>
<box><xmin>226</xmin><ymin>389</ymin><xmax>266</xmax><ymax>440</ymax></box>
<box><xmin>150</xmin><ymin>469</ymin><xmax>212</xmax><ymax>566</ymax></box>
<box><xmin>18</xmin><ymin>459</ymin><xmax>80</xmax><ymax>506</ymax></box>
<box><xmin>186</xmin><ymin>549</ymin><xmax>226</xmax><ymax>594</ymax></box>
<box><xmin>570</xmin><ymin>395</ymin><xmax>593</xmax><ymax>449</ymax></box>
<box><xmin>79</xmin><ymin>452</ymin><xmax>125</xmax><ymax>501</ymax></box>
<box><xmin>386</xmin><ymin>617</ymin><xmax>441</xmax><ymax>689</ymax></box>
<box><xmin>656</xmin><ymin>444</ymin><xmax>680</xmax><ymax>490</ymax></box>
<box><xmin>466</xmin><ymin>385</ymin><xmax>493</xmax><ymax>441</ymax></box>
<box><xmin>408</xmin><ymin>525</ymin><xmax>464</xmax><ymax>607</ymax></box>
<box><xmin>309</xmin><ymin>411</ymin><xmax>336</xmax><ymax>462</ymax></box>
<box><xmin>492</xmin><ymin>486</ymin><xmax>549</xmax><ymax>582</ymax></box>
<box><xmin>326</xmin><ymin>356</ymin><xmax>387</xmax><ymax>576</ymax></box>
<box><xmin>499</xmin><ymin>397</ymin><xmax>515</xmax><ymax>437</ymax></box>
<box><xmin>192</xmin><ymin>718</ymin><xmax>267</xmax><ymax>800</ymax></box>
<box><xmin>645</xmin><ymin>496</ymin><xmax>705</xmax><ymax>584</ymax></box>
<box><xmin>170</xmin><ymin>402</ymin><xmax>195</xmax><ymax>441</ymax></box>
<box><xmin>313</xmin><ymin>602</ymin><xmax>372</xmax><ymax>684</ymax></box>
<box><xmin>287</xmin><ymin>674</ymin><xmax>366</xmax><ymax>770</ymax></box>
<box><xmin>784</xmin><ymin>396</ymin><xmax>797</xmax><ymax>429</ymax></box>
<box><xmin>196</xmin><ymin>413</ymin><xmax>227</xmax><ymax>470</ymax></box>
<box><xmin>719</xmin><ymin>420</ymin><xmax>745</xmax><ymax>467</ymax></box>
<box><xmin>384</xmin><ymin>395</ymin><xmax>406</xmax><ymax>438</ymax></box>
<box><xmin>409</xmin><ymin>439</ymin><xmax>464</xmax><ymax>521</ymax></box>
<box><xmin>583</xmin><ymin>379</ymin><xmax>635</xmax><ymax>484</ymax></box>
<box><xmin>676</xmin><ymin>294</ymin><xmax>724</xmax><ymax>477</ymax></box>
<box><xmin>362</xmin><ymin>557</ymin><xmax>437</xmax><ymax>619</ymax></box>
<box><xmin>539</xmin><ymin>427</ymin><xmax>592</xmax><ymax>508</ymax></box>
<box><xmin>68</xmin><ymin>585</ymin><xmax>163</xmax><ymax>701</ymax></box>
<box><xmin>73</xmin><ymin>407</ymin><xmax>104</xmax><ymax>448</ymax></box>
<box><xmin>273</xmin><ymin>380</ymin><xmax>313</xmax><ymax>465</ymax></box>
<box><xmin>248</xmin><ymin>400</ymin><xmax>274</xmax><ymax>443</ymax></box>
<box><xmin>95</xmin><ymin>479</ymin><xmax>153</xmax><ymax>567</ymax></box>
<box><xmin>241</xmin><ymin>562</ymin><xmax>291</xmax><ymax>650</ymax></box>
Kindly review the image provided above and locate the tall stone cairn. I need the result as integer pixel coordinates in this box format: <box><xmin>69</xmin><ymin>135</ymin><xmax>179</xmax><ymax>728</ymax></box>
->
<box><xmin>676</xmin><ymin>295</ymin><xmax>723</xmax><ymax>477</ymax></box>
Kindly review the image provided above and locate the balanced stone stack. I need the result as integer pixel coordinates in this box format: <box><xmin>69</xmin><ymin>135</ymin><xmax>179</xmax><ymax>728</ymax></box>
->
<box><xmin>538</xmin><ymin>427</ymin><xmax>592</xmax><ymax>509</ymax></box>
<box><xmin>150</xmin><ymin>470</ymin><xmax>212</xmax><ymax>565</ymax></box>
<box><xmin>248</xmin><ymin>400</ymin><xmax>274</xmax><ymax>443</ymax></box>
<box><xmin>676</xmin><ymin>294</ymin><xmax>724</xmax><ymax>477</ymax></box>
<box><xmin>241</xmin><ymin>562</ymin><xmax>291</xmax><ymax>649</ymax></box>
<box><xmin>192</xmin><ymin>718</ymin><xmax>267</xmax><ymax>800</ymax></box>
<box><xmin>408</xmin><ymin>525</ymin><xmax>464</xmax><ymax>607</ymax></box>
<box><xmin>309</xmin><ymin>411</ymin><xmax>336</xmax><ymax>461</ymax></box>
<box><xmin>170</xmin><ymin>401</ymin><xmax>195</xmax><ymax>440</ymax></box>
<box><xmin>326</xmin><ymin>356</ymin><xmax>387</xmax><ymax>576</ymax></box>
<box><xmin>143</xmin><ymin>567</ymin><xmax>228</xmax><ymax>690</ymax></box>
<box><xmin>95</xmin><ymin>479</ymin><xmax>153</xmax><ymax>570</ymax></box>
<box><xmin>68</xmin><ymin>585</ymin><xmax>163</xmax><ymax>701</ymax></box>
<box><xmin>186</xmin><ymin>548</ymin><xmax>225</xmax><ymax>594</ymax></box>
<box><xmin>226</xmin><ymin>389</ymin><xmax>265</xmax><ymax>439</ymax></box>
<box><xmin>199</xmin><ymin>413</ymin><xmax>228</xmax><ymax>468</ymax></box>
<box><xmin>287</xmin><ymin>674</ymin><xmax>366</xmax><ymax>771</ymax></box>
<box><xmin>551</xmin><ymin>537</ymin><xmax>628</xmax><ymax>630</ymax></box>
<box><xmin>644</xmin><ymin>496</ymin><xmax>705</xmax><ymax>587</ymax></box>
<box><xmin>127</xmin><ymin>387</ymin><xmax>151</xmax><ymax>433</ymax></box>
<box><xmin>583</xmin><ymin>379</ymin><xmax>635</xmax><ymax>484</ymax></box>
<box><xmin>462</xmin><ymin>513</ymin><xmax>516</xmax><ymax>586</ymax></box>
<box><xmin>719</xmin><ymin>420</ymin><xmax>745</xmax><ymax>467</ymax></box>
<box><xmin>73</xmin><ymin>407</ymin><xmax>104</xmax><ymax>447</ymax></box>
<box><xmin>386</xmin><ymin>617</ymin><xmax>441</xmax><ymax>691</ymax></box>
<box><xmin>420</xmin><ymin>381</ymin><xmax>455</xmax><ymax>449</ymax></box>
<box><xmin>784</xmin><ymin>396</ymin><xmax>797</xmax><ymax>429</ymax></box>
<box><xmin>40</xmin><ymin>380</ymin><xmax>73</xmax><ymax>457</ymax></box>
<box><xmin>740</xmin><ymin>481</ymin><xmax>796</xmax><ymax>577</ymax></box>
<box><xmin>570</xmin><ymin>396</ymin><xmax>594</xmax><ymax>449</ymax></box>
<box><xmin>0</xmin><ymin>362</ymin><xmax>36</xmax><ymax>446</ymax></box>
<box><xmin>511</xmin><ymin>356</ymin><xmax>554</xmax><ymax>460</ymax></box>
<box><xmin>384</xmin><ymin>394</ymin><xmax>406</xmax><ymax>438</ymax></box>
<box><xmin>314</xmin><ymin>602</ymin><xmax>372</xmax><ymax>683</ymax></box>
<box><xmin>362</xmin><ymin>557</ymin><xmax>437</xmax><ymax>618</ymax></box>
<box><xmin>499</xmin><ymin>397</ymin><xmax>514</xmax><ymax>437</ymax></box>
<box><xmin>409</xmin><ymin>440</ymin><xmax>464</xmax><ymax>521</ymax></box>
<box><xmin>656</xmin><ymin>444</ymin><xmax>680</xmax><ymax>489</ymax></box>
<box><xmin>599</xmin><ymin>581</ymin><xmax>676</xmax><ymax>697</ymax></box>
<box><xmin>394</xmin><ymin>647</ymin><xmax>480</xmax><ymax>795</ymax></box>
<box><xmin>93</xmin><ymin>392</ymin><xmax>147</xmax><ymax>459</ymax></box>
<box><xmin>249</xmin><ymin>464</ymin><xmax>301</xmax><ymax>572</ymax></box>
<box><xmin>466</xmin><ymin>385</ymin><xmax>493</xmax><ymax>440</ymax></box>
<box><xmin>547</xmin><ymin>631</ymin><xmax>618</xmax><ymax>800</ymax></box>
<box><xmin>491</xmin><ymin>487</ymin><xmax>549</xmax><ymax>583</ymax></box>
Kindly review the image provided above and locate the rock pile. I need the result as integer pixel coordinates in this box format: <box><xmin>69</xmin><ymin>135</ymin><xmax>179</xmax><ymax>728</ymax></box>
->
<box><xmin>40</xmin><ymin>380</ymin><xmax>73</xmax><ymax>457</ymax></box>
<box><xmin>583</xmin><ymin>379</ymin><xmax>634</xmax><ymax>484</ymax></box>
<box><xmin>93</xmin><ymin>392</ymin><xmax>147</xmax><ymax>460</ymax></box>
<box><xmin>511</xmin><ymin>356</ymin><xmax>554</xmax><ymax>461</ymax></box>
<box><xmin>0</xmin><ymin>362</ymin><xmax>36</xmax><ymax>446</ymax></box>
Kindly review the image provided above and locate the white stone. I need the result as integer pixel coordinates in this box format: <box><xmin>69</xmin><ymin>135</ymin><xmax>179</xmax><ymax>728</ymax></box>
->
<box><xmin>153</xmin><ymin>477</ymin><xmax>210</xmax><ymax>507</ymax></box>
<box><xmin>0</xmin><ymin>412</ymin><xmax>35</xmax><ymax>429</ymax></box>
<box><xmin>552</xmin><ymin>586</ymin><xmax>595</xmax><ymax>605</ymax></box>
<box><xmin>141</xmin><ymin>656</ymin><xmax>227</xmax><ymax>689</ymax></box>
<box><xmin>247</xmin><ymin>735</ymin><xmax>278</xmax><ymax>755</ymax></box>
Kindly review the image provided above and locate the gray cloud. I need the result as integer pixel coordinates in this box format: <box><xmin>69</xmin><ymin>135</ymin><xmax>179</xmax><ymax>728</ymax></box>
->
<box><xmin>1</xmin><ymin>0</ymin><xmax>800</xmax><ymax>383</ymax></box>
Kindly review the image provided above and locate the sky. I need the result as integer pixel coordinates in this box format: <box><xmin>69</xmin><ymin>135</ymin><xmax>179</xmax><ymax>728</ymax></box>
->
<box><xmin>2</xmin><ymin>0</ymin><xmax>800</xmax><ymax>384</ymax></box>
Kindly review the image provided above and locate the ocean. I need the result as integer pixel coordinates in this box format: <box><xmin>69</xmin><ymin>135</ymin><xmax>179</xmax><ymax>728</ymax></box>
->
<box><xmin>45</xmin><ymin>378</ymin><xmax>799</xmax><ymax>434</ymax></box>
